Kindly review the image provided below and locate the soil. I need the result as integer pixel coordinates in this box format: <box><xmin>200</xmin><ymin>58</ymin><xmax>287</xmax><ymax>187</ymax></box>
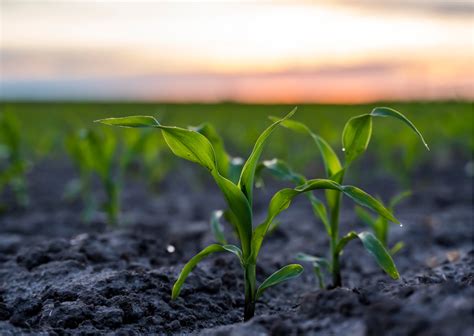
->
<box><xmin>0</xmin><ymin>158</ymin><xmax>472</xmax><ymax>335</ymax></box>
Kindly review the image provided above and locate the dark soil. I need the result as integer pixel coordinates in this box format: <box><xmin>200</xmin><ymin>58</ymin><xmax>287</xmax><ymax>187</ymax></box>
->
<box><xmin>0</xmin><ymin>158</ymin><xmax>472</xmax><ymax>335</ymax></box>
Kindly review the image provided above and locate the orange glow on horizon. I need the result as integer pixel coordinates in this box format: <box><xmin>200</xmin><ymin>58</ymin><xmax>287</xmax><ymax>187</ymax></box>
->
<box><xmin>1</xmin><ymin>1</ymin><xmax>473</xmax><ymax>102</ymax></box>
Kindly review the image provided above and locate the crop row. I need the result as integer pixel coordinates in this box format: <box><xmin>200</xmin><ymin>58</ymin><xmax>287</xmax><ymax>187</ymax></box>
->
<box><xmin>93</xmin><ymin>107</ymin><xmax>428</xmax><ymax>320</ymax></box>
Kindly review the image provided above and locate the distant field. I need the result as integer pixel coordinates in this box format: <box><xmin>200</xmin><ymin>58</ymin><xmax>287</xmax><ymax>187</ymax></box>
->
<box><xmin>1</xmin><ymin>101</ymin><xmax>472</xmax><ymax>182</ymax></box>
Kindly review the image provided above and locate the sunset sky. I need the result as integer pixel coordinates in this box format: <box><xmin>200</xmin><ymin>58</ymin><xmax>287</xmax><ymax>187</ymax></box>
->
<box><xmin>1</xmin><ymin>0</ymin><xmax>473</xmax><ymax>103</ymax></box>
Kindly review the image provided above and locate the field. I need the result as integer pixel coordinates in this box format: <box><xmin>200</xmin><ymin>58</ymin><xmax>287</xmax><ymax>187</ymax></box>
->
<box><xmin>0</xmin><ymin>102</ymin><xmax>472</xmax><ymax>335</ymax></box>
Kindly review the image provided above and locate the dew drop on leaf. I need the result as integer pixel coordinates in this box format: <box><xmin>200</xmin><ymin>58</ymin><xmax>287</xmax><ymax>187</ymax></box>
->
<box><xmin>399</xmin><ymin>223</ymin><xmax>404</xmax><ymax>228</ymax></box>
<box><xmin>167</xmin><ymin>245</ymin><xmax>176</xmax><ymax>253</ymax></box>
<box><xmin>342</xmin><ymin>148</ymin><xmax>346</xmax><ymax>152</ymax></box>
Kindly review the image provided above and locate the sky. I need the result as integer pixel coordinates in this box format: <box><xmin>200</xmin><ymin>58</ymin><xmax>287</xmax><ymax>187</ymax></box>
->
<box><xmin>1</xmin><ymin>0</ymin><xmax>473</xmax><ymax>103</ymax></box>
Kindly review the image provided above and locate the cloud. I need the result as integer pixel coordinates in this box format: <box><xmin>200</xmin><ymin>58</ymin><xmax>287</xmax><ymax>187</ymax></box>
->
<box><xmin>324</xmin><ymin>0</ymin><xmax>474</xmax><ymax>18</ymax></box>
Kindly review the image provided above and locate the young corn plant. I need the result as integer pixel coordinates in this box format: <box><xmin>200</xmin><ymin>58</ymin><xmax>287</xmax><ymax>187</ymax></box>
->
<box><xmin>65</xmin><ymin>128</ymin><xmax>147</xmax><ymax>225</ymax></box>
<box><xmin>0</xmin><ymin>112</ymin><xmax>30</xmax><ymax>209</ymax></box>
<box><xmin>65</xmin><ymin>129</ymin><xmax>98</xmax><ymax>222</ymax></box>
<box><xmin>262</xmin><ymin>107</ymin><xmax>429</xmax><ymax>288</ymax></box>
<box><xmin>355</xmin><ymin>191</ymin><xmax>411</xmax><ymax>255</ymax></box>
<box><xmin>96</xmin><ymin>109</ymin><xmax>401</xmax><ymax>320</ymax></box>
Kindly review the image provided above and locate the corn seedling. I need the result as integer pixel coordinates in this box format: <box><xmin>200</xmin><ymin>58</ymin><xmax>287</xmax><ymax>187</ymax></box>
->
<box><xmin>65</xmin><ymin>128</ymin><xmax>147</xmax><ymax>225</ymax></box>
<box><xmin>261</xmin><ymin>107</ymin><xmax>429</xmax><ymax>288</ymax></box>
<box><xmin>64</xmin><ymin>129</ymin><xmax>97</xmax><ymax>222</ymax></box>
<box><xmin>355</xmin><ymin>191</ymin><xmax>411</xmax><ymax>255</ymax></box>
<box><xmin>0</xmin><ymin>113</ymin><xmax>30</xmax><ymax>209</ymax></box>
<box><xmin>96</xmin><ymin>109</ymin><xmax>403</xmax><ymax>320</ymax></box>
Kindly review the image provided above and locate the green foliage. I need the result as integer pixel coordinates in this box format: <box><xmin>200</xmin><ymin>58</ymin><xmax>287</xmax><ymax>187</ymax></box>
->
<box><xmin>355</xmin><ymin>191</ymin><xmax>411</xmax><ymax>255</ymax></box>
<box><xmin>96</xmin><ymin>110</ymin><xmax>307</xmax><ymax>320</ymax></box>
<box><xmin>262</xmin><ymin>107</ymin><xmax>428</xmax><ymax>287</ymax></box>
<box><xmin>0</xmin><ymin>112</ymin><xmax>30</xmax><ymax>209</ymax></box>
<box><xmin>65</xmin><ymin>128</ymin><xmax>148</xmax><ymax>225</ymax></box>
<box><xmin>96</xmin><ymin>109</ymin><xmax>408</xmax><ymax>319</ymax></box>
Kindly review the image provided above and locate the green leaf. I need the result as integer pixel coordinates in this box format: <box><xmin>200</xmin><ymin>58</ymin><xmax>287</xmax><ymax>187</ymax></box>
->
<box><xmin>221</xmin><ymin>244</ymin><xmax>244</xmax><ymax>262</ymax></box>
<box><xmin>357</xmin><ymin>232</ymin><xmax>400</xmax><ymax>279</ymax></box>
<box><xmin>97</xmin><ymin>116</ymin><xmax>253</xmax><ymax>257</ymax></box>
<box><xmin>160</xmin><ymin>127</ymin><xmax>216</xmax><ymax>171</ymax></box>
<box><xmin>260</xmin><ymin>159</ymin><xmax>306</xmax><ymax>185</ymax></box>
<box><xmin>341</xmin><ymin>186</ymin><xmax>399</xmax><ymax>223</ymax></box>
<box><xmin>308</xmin><ymin>194</ymin><xmax>331</xmax><ymax>236</ymax></box>
<box><xmin>370</xmin><ymin>107</ymin><xmax>430</xmax><ymax>151</ymax></box>
<box><xmin>295</xmin><ymin>252</ymin><xmax>330</xmax><ymax>270</ymax></box>
<box><xmin>257</xmin><ymin>159</ymin><xmax>330</xmax><ymax>235</ymax></box>
<box><xmin>335</xmin><ymin>231</ymin><xmax>358</xmax><ymax>254</ymax></box>
<box><xmin>251</xmin><ymin>179</ymin><xmax>398</xmax><ymax>260</ymax></box>
<box><xmin>271</xmin><ymin>117</ymin><xmax>342</xmax><ymax>178</ymax></box>
<box><xmin>355</xmin><ymin>206</ymin><xmax>377</xmax><ymax>230</ymax></box>
<box><xmin>156</xmin><ymin>125</ymin><xmax>253</xmax><ymax>256</ymax></box>
<box><xmin>390</xmin><ymin>241</ymin><xmax>405</xmax><ymax>255</ymax></box>
<box><xmin>95</xmin><ymin>115</ymin><xmax>160</xmax><ymax>128</ymax></box>
<box><xmin>342</xmin><ymin>114</ymin><xmax>373</xmax><ymax>165</ymax></box>
<box><xmin>335</xmin><ymin>231</ymin><xmax>399</xmax><ymax>279</ymax></box>
<box><xmin>210</xmin><ymin>210</ymin><xmax>227</xmax><ymax>245</ymax></box>
<box><xmin>191</xmin><ymin>122</ymin><xmax>230</xmax><ymax>177</ymax></box>
<box><xmin>252</xmin><ymin>179</ymin><xmax>343</xmax><ymax>260</ymax></box>
<box><xmin>172</xmin><ymin>244</ymin><xmax>241</xmax><ymax>299</ymax></box>
<box><xmin>212</xmin><ymin>175</ymin><xmax>253</xmax><ymax>256</ymax></box>
<box><xmin>255</xmin><ymin>264</ymin><xmax>303</xmax><ymax>299</ymax></box>
<box><xmin>389</xmin><ymin>190</ymin><xmax>411</xmax><ymax>210</ymax></box>
<box><xmin>238</xmin><ymin>108</ymin><xmax>296</xmax><ymax>203</ymax></box>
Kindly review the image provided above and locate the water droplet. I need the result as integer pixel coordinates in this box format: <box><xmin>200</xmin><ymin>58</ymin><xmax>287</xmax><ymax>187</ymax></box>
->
<box><xmin>166</xmin><ymin>245</ymin><xmax>176</xmax><ymax>253</ymax></box>
<box><xmin>399</xmin><ymin>223</ymin><xmax>404</xmax><ymax>228</ymax></box>
<box><xmin>342</xmin><ymin>147</ymin><xmax>346</xmax><ymax>152</ymax></box>
<box><xmin>231</xmin><ymin>157</ymin><xmax>244</xmax><ymax>165</ymax></box>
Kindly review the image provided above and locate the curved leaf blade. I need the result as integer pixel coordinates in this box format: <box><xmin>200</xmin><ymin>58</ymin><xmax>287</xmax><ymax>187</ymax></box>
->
<box><xmin>357</xmin><ymin>232</ymin><xmax>400</xmax><ymax>279</ymax></box>
<box><xmin>295</xmin><ymin>253</ymin><xmax>330</xmax><ymax>270</ymax></box>
<box><xmin>271</xmin><ymin>117</ymin><xmax>342</xmax><ymax>178</ymax></box>
<box><xmin>238</xmin><ymin>108</ymin><xmax>296</xmax><ymax>203</ymax></box>
<box><xmin>156</xmin><ymin>125</ymin><xmax>253</xmax><ymax>256</ymax></box>
<box><xmin>172</xmin><ymin>244</ymin><xmax>236</xmax><ymax>299</ymax></box>
<box><xmin>355</xmin><ymin>206</ymin><xmax>377</xmax><ymax>230</ymax></box>
<box><xmin>95</xmin><ymin>116</ymin><xmax>160</xmax><ymax>128</ymax></box>
<box><xmin>260</xmin><ymin>158</ymin><xmax>306</xmax><ymax>185</ymax></box>
<box><xmin>389</xmin><ymin>190</ymin><xmax>412</xmax><ymax>210</ymax></box>
<box><xmin>190</xmin><ymin>122</ymin><xmax>230</xmax><ymax>176</ymax></box>
<box><xmin>257</xmin><ymin>159</ymin><xmax>331</xmax><ymax>234</ymax></box>
<box><xmin>160</xmin><ymin>127</ymin><xmax>216</xmax><ymax>171</ymax></box>
<box><xmin>341</xmin><ymin>186</ymin><xmax>399</xmax><ymax>223</ymax></box>
<box><xmin>252</xmin><ymin>179</ymin><xmax>343</xmax><ymax>259</ymax></box>
<box><xmin>97</xmin><ymin>116</ymin><xmax>253</xmax><ymax>257</ymax></box>
<box><xmin>342</xmin><ymin>114</ymin><xmax>373</xmax><ymax>165</ymax></box>
<box><xmin>222</xmin><ymin>244</ymin><xmax>243</xmax><ymax>262</ymax></box>
<box><xmin>212</xmin><ymin>174</ymin><xmax>253</xmax><ymax>256</ymax></box>
<box><xmin>255</xmin><ymin>264</ymin><xmax>303</xmax><ymax>299</ymax></box>
<box><xmin>371</xmin><ymin>107</ymin><xmax>429</xmax><ymax>151</ymax></box>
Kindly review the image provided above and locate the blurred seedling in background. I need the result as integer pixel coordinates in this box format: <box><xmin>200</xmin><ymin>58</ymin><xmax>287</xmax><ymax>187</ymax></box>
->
<box><xmin>259</xmin><ymin>107</ymin><xmax>428</xmax><ymax>288</ymax></box>
<box><xmin>64</xmin><ymin>128</ymin><xmax>148</xmax><ymax>225</ymax></box>
<box><xmin>355</xmin><ymin>191</ymin><xmax>411</xmax><ymax>255</ymax></box>
<box><xmin>96</xmin><ymin>109</ymin><xmax>401</xmax><ymax>321</ymax></box>
<box><xmin>0</xmin><ymin>112</ymin><xmax>30</xmax><ymax>210</ymax></box>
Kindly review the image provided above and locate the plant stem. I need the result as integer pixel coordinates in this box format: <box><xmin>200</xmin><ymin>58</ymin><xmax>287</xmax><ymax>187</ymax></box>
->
<box><xmin>243</xmin><ymin>263</ymin><xmax>256</xmax><ymax>321</ymax></box>
<box><xmin>330</xmin><ymin>207</ymin><xmax>342</xmax><ymax>288</ymax></box>
<box><xmin>105</xmin><ymin>178</ymin><xmax>120</xmax><ymax>226</ymax></box>
<box><xmin>329</xmin><ymin>182</ymin><xmax>344</xmax><ymax>287</ymax></box>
